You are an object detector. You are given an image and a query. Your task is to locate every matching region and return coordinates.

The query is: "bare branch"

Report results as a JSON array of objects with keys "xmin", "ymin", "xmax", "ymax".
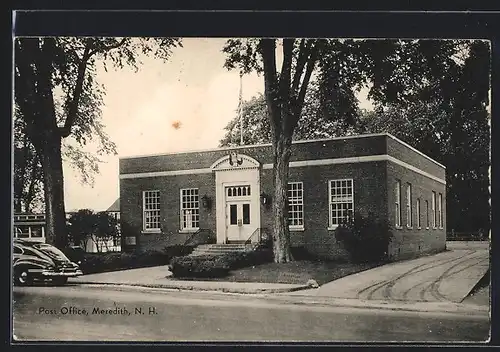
[
  {"xmin": 291, "ymin": 39, "xmax": 312, "ymax": 95},
  {"xmin": 279, "ymin": 39, "xmax": 294, "ymax": 100},
  {"xmin": 296, "ymin": 43, "xmax": 319, "ymax": 111},
  {"xmin": 60, "ymin": 40, "xmax": 93, "ymax": 137}
]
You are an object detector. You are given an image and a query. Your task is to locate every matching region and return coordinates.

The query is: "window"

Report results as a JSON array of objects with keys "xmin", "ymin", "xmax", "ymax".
[
  {"xmin": 227, "ymin": 185, "xmax": 251, "ymax": 197},
  {"xmin": 143, "ymin": 190, "xmax": 160, "ymax": 231},
  {"xmin": 180, "ymin": 188, "xmax": 199, "ymax": 231},
  {"xmin": 229, "ymin": 204, "xmax": 237, "ymax": 225},
  {"xmin": 426, "ymin": 200, "xmax": 430, "ymax": 229},
  {"xmin": 395, "ymin": 180, "xmax": 402, "ymax": 227},
  {"xmin": 416, "ymin": 198, "xmax": 421, "ymax": 229},
  {"xmin": 432, "ymin": 191, "xmax": 437, "ymax": 228},
  {"xmin": 406, "ymin": 183, "xmax": 412, "ymax": 228},
  {"xmin": 438, "ymin": 193, "xmax": 443, "ymax": 228},
  {"xmin": 288, "ymin": 182, "xmax": 304, "ymax": 229},
  {"xmin": 329, "ymin": 179, "xmax": 354, "ymax": 228},
  {"xmin": 242, "ymin": 204, "xmax": 250, "ymax": 225}
]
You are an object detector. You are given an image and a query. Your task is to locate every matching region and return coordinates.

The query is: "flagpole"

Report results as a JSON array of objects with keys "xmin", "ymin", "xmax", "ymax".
[{"xmin": 239, "ymin": 71, "xmax": 243, "ymax": 146}]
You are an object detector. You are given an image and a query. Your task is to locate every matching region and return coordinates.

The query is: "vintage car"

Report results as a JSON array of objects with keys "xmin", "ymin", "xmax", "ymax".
[{"xmin": 13, "ymin": 239, "xmax": 83, "ymax": 286}]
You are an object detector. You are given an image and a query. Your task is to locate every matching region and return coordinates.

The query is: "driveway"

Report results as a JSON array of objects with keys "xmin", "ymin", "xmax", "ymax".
[{"xmin": 290, "ymin": 242, "xmax": 489, "ymax": 303}]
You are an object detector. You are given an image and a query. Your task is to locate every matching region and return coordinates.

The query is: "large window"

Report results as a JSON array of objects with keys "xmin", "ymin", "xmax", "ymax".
[
  {"xmin": 406, "ymin": 183, "xmax": 412, "ymax": 228},
  {"xmin": 438, "ymin": 193, "xmax": 443, "ymax": 228},
  {"xmin": 395, "ymin": 180, "xmax": 402, "ymax": 227},
  {"xmin": 288, "ymin": 182, "xmax": 304, "ymax": 229},
  {"xmin": 426, "ymin": 200, "xmax": 430, "ymax": 229},
  {"xmin": 329, "ymin": 179, "xmax": 354, "ymax": 228},
  {"xmin": 432, "ymin": 191, "xmax": 437, "ymax": 229},
  {"xmin": 416, "ymin": 198, "xmax": 421, "ymax": 229},
  {"xmin": 180, "ymin": 188, "xmax": 199, "ymax": 231},
  {"xmin": 143, "ymin": 190, "xmax": 160, "ymax": 231}
]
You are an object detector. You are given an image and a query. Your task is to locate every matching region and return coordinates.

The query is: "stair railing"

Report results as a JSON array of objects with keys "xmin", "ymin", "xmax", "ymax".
[
  {"xmin": 245, "ymin": 227, "xmax": 271, "ymax": 249},
  {"xmin": 183, "ymin": 228, "xmax": 216, "ymax": 247}
]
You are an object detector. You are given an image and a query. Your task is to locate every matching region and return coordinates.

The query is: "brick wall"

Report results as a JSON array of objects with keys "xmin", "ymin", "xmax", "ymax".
[
  {"xmin": 119, "ymin": 133, "xmax": 446, "ymax": 261},
  {"xmin": 386, "ymin": 162, "xmax": 446, "ymax": 261},
  {"xmin": 261, "ymin": 162, "xmax": 388, "ymax": 260},
  {"xmin": 120, "ymin": 173, "xmax": 217, "ymax": 252}
]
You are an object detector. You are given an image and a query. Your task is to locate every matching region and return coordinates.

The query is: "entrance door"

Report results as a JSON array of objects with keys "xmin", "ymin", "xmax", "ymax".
[{"xmin": 226, "ymin": 201, "xmax": 253, "ymax": 242}]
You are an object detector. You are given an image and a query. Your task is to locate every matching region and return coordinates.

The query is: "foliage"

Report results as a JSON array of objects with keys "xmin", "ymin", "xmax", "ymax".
[
  {"xmin": 71, "ymin": 245, "xmax": 195, "ymax": 274},
  {"xmin": 13, "ymin": 114, "xmax": 44, "ymax": 212},
  {"xmin": 14, "ymin": 37, "xmax": 181, "ymax": 247},
  {"xmin": 221, "ymin": 39, "xmax": 490, "ymax": 235},
  {"xmin": 67, "ymin": 209, "xmax": 119, "ymax": 252},
  {"xmin": 169, "ymin": 250, "xmax": 273, "ymax": 278},
  {"xmin": 219, "ymin": 86, "xmax": 355, "ymax": 147},
  {"xmin": 334, "ymin": 213, "xmax": 393, "ymax": 263}
]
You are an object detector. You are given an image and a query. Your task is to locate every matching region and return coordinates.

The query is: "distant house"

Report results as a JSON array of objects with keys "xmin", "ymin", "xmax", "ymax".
[
  {"xmin": 106, "ymin": 198, "xmax": 120, "ymax": 221},
  {"xmin": 82, "ymin": 199, "xmax": 121, "ymax": 253},
  {"xmin": 119, "ymin": 133, "xmax": 447, "ymax": 261},
  {"xmin": 13, "ymin": 213, "xmax": 46, "ymax": 243},
  {"xmin": 14, "ymin": 199, "xmax": 122, "ymax": 253}
]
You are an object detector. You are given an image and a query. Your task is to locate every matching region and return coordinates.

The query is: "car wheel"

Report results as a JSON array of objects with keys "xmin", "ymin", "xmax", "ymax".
[
  {"xmin": 52, "ymin": 277, "xmax": 68, "ymax": 286},
  {"xmin": 14, "ymin": 268, "xmax": 32, "ymax": 286}
]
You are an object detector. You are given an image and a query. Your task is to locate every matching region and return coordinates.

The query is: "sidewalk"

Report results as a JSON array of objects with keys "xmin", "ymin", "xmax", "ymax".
[
  {"xmin": 285, "ymin": 247, "xmax": 489, "ymax": 303},
  {"xmin": 70, "ymin": 265, "xmax": 310, "ymax": 294}
]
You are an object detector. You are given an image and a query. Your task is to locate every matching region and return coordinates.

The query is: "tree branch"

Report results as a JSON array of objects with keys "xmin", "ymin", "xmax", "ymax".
[
  {"xmin": 296, "ymin": 42, "xmax": 320, "ymax": 113},
  {"xmin": 291, "ymin": 39, "xmax": 312, "ymax": 95},
  {"xmin": 60, "ymin": 40, "xmax": 93, "ymax": 138},
  {"xmin": 88, "ymin": 37, "xmax": 128, "ymax": 56},
  {"xmin": 261, "ymin": 39, "xmax": 281, "ymax": 136},
  {"xmin": 278, "ymin": 39, "xmax": 294, "ymax": 100},
  {"xmin": 288, "ymin": 41, "xmax": 320, "ymax": 129}
]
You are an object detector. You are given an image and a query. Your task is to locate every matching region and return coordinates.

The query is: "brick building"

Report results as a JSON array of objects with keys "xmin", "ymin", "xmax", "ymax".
[{"xmin": 119, "ymin": 133, "xmax": 446, "ymax": 261}]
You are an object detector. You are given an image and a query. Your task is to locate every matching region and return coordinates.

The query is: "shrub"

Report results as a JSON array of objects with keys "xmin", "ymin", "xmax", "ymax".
[
  {"xmin": 170, "ymin": 249, "xmax": 273, "ymax": 278},
  {"xmin": 334, "ymin": 212, "xmax": 393, "ymax": 263},
  {"xmin": 170, "ymin": 255, "xmax": 230, "ymax": 278},
  {"xmin": 78, "ymin": 245, "xmax": 195, "ymax": 274}
]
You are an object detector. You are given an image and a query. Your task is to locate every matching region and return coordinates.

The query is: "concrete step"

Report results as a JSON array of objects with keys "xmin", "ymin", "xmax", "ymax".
[
  {"xmin": 191, "ymin": 249, "xmax": 248, "ymax": 256},
  {"xmin": 197, "ymin": 244, "xmax": 248, "ymax": 249}
]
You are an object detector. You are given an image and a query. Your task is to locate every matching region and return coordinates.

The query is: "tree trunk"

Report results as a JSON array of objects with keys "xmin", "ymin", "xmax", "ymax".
[
  {"xmin": 40, "ymin": 131, "xmax": 68, "ymax": 249},
  {"xmin": 271, "ymin": 135, "xmax": 294, "ymax": 263}
]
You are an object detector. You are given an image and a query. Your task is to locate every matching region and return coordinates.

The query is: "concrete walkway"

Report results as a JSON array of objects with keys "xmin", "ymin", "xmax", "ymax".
[
  {"xmin": 70, "ymin": 266, "xmax": 309, "ymax": 294},
  {"xmin": 287, "ymin": 244, "xmax": 489, "ymax": 303}
]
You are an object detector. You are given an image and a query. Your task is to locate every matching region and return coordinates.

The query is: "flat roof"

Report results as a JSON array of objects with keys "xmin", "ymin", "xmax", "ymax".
[{"xmin": 119, "ymin": 132, "xmax": 445, "ymax": 169}]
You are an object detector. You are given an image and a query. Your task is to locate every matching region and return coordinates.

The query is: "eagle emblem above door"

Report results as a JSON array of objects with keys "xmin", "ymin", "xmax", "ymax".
[{"xmin": 228, "ymin": 151, "xmax": 243, "ymax": 166}]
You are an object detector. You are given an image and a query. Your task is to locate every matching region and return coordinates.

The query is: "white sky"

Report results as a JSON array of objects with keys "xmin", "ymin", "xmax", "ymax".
[{"xmin": 63, "ymin": 38, "xmax": 373, "ymax": 212}]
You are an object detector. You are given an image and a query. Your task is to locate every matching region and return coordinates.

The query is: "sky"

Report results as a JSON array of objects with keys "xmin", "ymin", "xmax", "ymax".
[{"xmin": 63, "ymin": 38, "xmax": 373, "ymax": 212}]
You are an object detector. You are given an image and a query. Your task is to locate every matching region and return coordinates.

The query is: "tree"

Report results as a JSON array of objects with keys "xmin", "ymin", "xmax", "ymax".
[
  {"xmin": 223, "ymin": 39, "xmax": 323, "ymax": 262},
  {"xmin": 14, "ymin": 37, "xmax": 181, "ymax": 248},
  {"xmin": 67, "ymin": 209, "xmax": 119, "ymax": 252},
  {"xmin": 94, "ymin": 211, "xmax": 119, "ymax": 252},
  {"xmin": 13, "ymin": 112, "xmax": 44, "ymax": 213},
  {"xmin": 219, "ymin": 84, "xmax": 355, "ymax": 147},
  {"xmin": 222, "ymin": 39, "xmax": 490, "ymax": 262},
  {"xmin": 67, "ymin": 209, "xmax": 96, "ymax": 249}
]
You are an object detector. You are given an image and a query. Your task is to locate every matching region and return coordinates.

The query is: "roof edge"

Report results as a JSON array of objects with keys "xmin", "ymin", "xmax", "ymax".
[
  {"xmin": 119, "ymin": 133, "xmax": 389, "ymax": 160},
  {"xmin": 385, "ymin": 133, "xmax": 446, "ymax": 169}
]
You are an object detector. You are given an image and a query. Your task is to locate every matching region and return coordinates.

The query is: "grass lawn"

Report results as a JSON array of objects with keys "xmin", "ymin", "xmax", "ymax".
[{"xmin": 173, "ymin": 260, "xmax": 385, "ymax": 286}]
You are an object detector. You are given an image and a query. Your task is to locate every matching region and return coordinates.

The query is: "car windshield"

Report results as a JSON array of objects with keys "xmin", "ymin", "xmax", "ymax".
[{"xmin": 35, "ymin": 244, "xmax": 70, "ymax": 261}]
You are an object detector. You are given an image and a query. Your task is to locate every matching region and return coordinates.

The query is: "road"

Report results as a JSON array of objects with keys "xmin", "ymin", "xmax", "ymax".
[{"xmin": 12, "ymin": 285, "xmax": 490, "ymax": 343}]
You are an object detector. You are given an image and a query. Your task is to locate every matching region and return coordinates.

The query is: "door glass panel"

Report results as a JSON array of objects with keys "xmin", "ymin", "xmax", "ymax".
[
  {"xmin": 243, "ymin": 203, "xmax": 250, "ymax": 224},
  {"xmin": 230, "ymin": 204, "xmax": 237, "ymax": 225}
]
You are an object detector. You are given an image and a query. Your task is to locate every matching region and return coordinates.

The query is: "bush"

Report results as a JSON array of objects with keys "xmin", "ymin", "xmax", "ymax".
[
  {"xmin": 170, "ymin": 249, "xmax": 273, "ymax": 278},
  {"xmin": 78, "ymin": 245, "xmax": 195, "ymax": 274},
  {"xmin": 170, "ymin": 255, "xmax": 231, "ymax": 278},
  {"xmin": 334, "ymin": 212, "xmax": 393, "ymax": 263}
]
